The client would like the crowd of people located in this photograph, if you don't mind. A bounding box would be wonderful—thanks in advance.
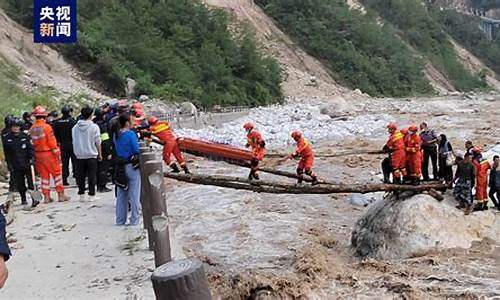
[382,122,500,214]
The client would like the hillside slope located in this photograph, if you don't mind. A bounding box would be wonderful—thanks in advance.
[203,0,359,99]
[0,9,105,100]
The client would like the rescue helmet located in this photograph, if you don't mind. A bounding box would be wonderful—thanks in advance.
[32,105,48,117]
[3,115,15,127]
[386,122,397,131]
[471,146,482,154]
[11,117,23,127]
[400,128,409,135]
[61,106,73,116]
[243,122,254,131]
[408,124,418,132]
[134,109,145,118]
[148,116,159,125]
[291,130,302,141]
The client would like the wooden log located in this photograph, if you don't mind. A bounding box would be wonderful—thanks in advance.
[163,172,447,194]
[140,151,156,251]
[144,160,172,267]
[266,149,386,158]
[151,258,211,300]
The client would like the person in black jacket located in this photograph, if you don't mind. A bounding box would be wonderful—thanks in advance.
[1,115,17,193]
[3,119,39,207]
[94,109,113,193]
[489,155,500,211]
[53,106,76,186]
[21,112,33,132]
[0,210,10,288]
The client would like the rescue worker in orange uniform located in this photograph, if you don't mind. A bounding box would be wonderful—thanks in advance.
[383,122,407,184]
[148,116,190,174]
[405,125,422,185]
[29,106,70,203]
[243,122,266,180]
[472,147,491,211]
[285,130,318,185]
[400,127,410,183]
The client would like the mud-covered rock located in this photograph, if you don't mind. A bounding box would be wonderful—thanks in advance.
[351,194,500,259]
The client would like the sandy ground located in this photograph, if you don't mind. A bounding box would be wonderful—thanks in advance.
[1,184,184,299]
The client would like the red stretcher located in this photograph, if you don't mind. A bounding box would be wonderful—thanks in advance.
[177,138,254,164]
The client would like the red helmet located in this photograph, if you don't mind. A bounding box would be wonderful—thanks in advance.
[134,109,144,117]
[243,122,254,131]
[472,146,482,154]
[387,122,397,130]
[148,116,159,125]
[32,105,48,117]
[408,125,418,132]
[400,128,409,135]
[291,130,302,140]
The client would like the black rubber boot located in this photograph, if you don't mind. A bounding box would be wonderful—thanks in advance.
[297,176,303,184]
[311,176,319,186]
[253,172,260,180]
[170,163,181,173]
[182,165,191,174]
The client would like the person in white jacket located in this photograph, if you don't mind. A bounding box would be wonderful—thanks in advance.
[72,106,102,202]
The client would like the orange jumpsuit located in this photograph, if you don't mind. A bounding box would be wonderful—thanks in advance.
[405,134,422,179]
[151,121,185,166]
[29,119,64,195]
[473,159,491,203]
[294,137,314,171]
[385,131,407,178]
[247,130,265,161]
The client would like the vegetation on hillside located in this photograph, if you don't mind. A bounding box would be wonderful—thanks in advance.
[1,0,283,108]
[363,0,488,91]
[433,8,500,75]
[256,0,433,97]
[0,56,55,120]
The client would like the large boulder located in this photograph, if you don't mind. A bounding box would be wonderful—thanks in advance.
[319,96,348,118]
[351,194,500,259]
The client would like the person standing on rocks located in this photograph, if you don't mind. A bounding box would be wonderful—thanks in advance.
[244,122,265,180]
[29,106,70,203]
[471,148,491,211]
[53,106,77,186]
[72,106,102,202]
[383,122,407,184]
[405,125,422,185]
[438,134,454,185]
[419,122,438,181]
[3,118,39,208]
[465,141,475,157]
[489,155,500,211]
[453,153,476,215]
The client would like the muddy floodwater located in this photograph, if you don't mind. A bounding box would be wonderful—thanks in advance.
[165,95,500,298]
